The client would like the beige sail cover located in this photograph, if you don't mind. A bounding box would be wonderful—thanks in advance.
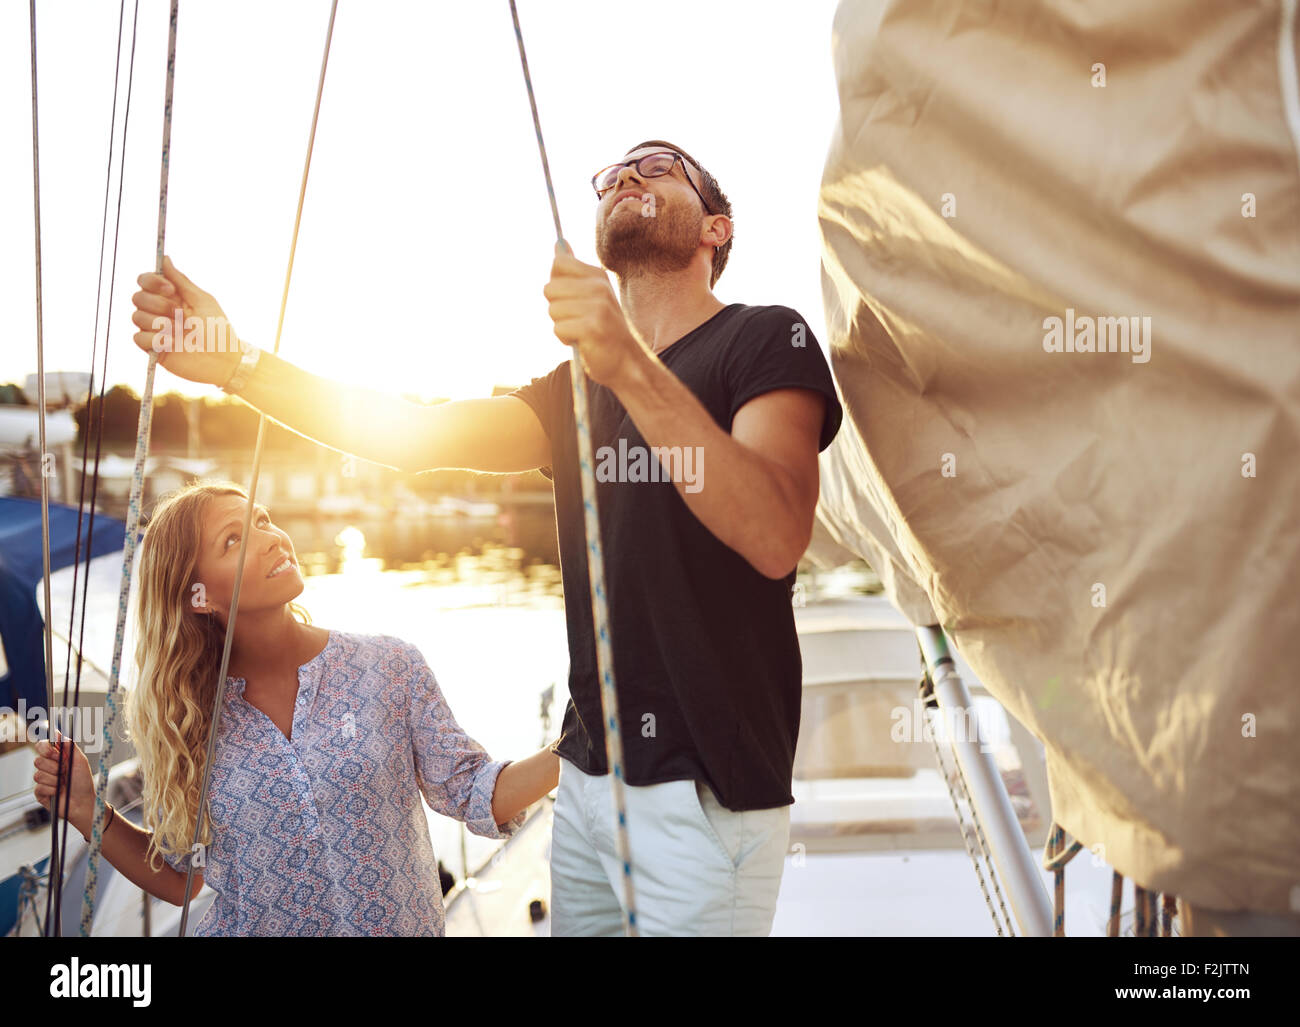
[817,0,1300,912]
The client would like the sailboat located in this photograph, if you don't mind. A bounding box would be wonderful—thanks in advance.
[10,0,1297,939]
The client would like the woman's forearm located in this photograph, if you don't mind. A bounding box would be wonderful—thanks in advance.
[491,747,561,826]
[90,812,203,907]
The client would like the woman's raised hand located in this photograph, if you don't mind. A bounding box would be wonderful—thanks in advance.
[33,734,96,840]
[131,255,243,386]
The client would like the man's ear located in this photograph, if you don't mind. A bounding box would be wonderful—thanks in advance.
[704,214,732,249]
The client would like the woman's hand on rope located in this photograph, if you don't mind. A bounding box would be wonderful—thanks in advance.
[544,242,649,390]
[33,734,95,840]
[131,255,243,387]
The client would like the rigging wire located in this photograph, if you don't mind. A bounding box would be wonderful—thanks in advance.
[28,0,55,768]
[80,0,179,938]
[42,0,133,936]
[178,0,339,936]
[27,0,57,938]
[47,0,142,936]
[507,0,639,937]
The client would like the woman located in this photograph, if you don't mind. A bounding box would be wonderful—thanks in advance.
[33,481,558,936]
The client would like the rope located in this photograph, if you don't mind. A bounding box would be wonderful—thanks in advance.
[1128,884,1170,937]
[952,746,1016,934]
[80,0,178,937]
[1108,876,1180,938]
[179,0,339,936]
[919,673,1013,936]
[1042,822,1083,936]
[507,0,638,937]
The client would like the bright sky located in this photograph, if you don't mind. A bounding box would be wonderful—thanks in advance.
[1,0,841,401]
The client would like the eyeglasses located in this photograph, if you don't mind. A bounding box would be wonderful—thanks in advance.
[591,151,713,214]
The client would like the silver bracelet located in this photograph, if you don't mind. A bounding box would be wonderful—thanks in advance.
[222,343,261,395]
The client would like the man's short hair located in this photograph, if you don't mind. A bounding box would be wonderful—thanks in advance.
[629,139,733,288]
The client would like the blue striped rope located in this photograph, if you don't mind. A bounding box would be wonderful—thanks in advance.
[507,0,638,936]
[80,0,178,938]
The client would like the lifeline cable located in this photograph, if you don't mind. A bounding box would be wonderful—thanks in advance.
[507,0,638,936]
[80,0,179,938]
[178,0,339,936]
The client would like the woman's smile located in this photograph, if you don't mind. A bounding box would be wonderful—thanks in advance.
[267,555,296,578]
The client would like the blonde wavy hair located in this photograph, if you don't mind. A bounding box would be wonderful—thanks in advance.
[125,481,310,872]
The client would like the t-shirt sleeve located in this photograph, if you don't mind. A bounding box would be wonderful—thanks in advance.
[507,362,568,480]
[723,305,843,451]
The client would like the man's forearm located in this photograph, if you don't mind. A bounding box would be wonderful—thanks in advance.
[612,351,813,578]
[232,348,429,472]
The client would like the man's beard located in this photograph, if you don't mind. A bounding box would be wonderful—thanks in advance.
[595,198,702,279]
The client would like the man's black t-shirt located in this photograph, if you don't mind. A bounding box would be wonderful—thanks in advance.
[510,303,843,810]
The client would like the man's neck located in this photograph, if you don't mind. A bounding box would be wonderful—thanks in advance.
[616,267,727,355]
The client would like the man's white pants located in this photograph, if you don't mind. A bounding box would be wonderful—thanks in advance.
[550,757,791,936]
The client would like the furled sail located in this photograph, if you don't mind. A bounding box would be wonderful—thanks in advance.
[815,0,1300,912]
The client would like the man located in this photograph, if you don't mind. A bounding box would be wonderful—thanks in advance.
[131,140,843,936]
